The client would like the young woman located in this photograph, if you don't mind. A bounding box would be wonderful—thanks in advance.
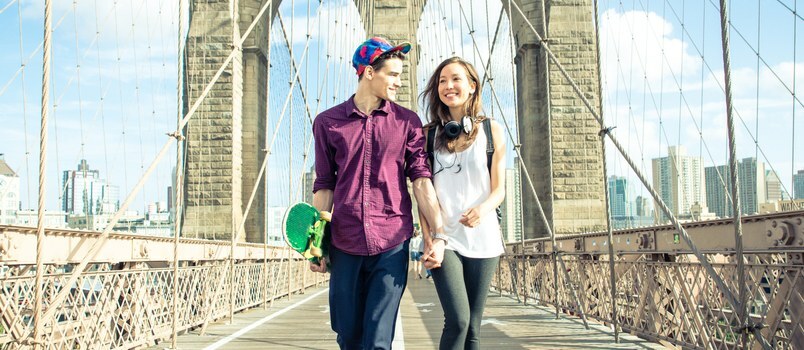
[418,57,506,350]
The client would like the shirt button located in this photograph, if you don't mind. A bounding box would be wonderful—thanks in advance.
[365,223,370,227]
[364,202,369,206]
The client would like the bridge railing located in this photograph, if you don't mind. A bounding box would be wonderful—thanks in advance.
[494,210,804,349]
[0,226,326,350]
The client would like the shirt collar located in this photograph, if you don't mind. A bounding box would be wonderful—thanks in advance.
[347,94,392,118]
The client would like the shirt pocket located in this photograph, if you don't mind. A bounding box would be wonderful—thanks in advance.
[383,204,402,217]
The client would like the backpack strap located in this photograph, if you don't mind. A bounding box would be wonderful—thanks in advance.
[427,126,437,172]
[483,118,494,173]
[482,118,503,223]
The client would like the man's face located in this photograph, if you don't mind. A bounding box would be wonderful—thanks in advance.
[365,58,403,101]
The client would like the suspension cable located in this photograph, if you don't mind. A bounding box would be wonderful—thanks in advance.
[716,0,755,347]
[32,0,280,330]
[593,0,619,342]
[33,0,53,345]
[513,2,774,346]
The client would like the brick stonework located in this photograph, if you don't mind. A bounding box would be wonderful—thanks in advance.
[360,0,426,111]
[183,0,604,242]
[511,0,606,238]
[184,0,275,242]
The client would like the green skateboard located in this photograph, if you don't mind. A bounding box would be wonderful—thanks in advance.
[283,202,331,266]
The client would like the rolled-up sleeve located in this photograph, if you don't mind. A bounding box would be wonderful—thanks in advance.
[404,117,432,181]
[313,117,336,192]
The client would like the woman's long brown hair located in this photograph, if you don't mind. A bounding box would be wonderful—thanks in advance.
[420,57,485,152]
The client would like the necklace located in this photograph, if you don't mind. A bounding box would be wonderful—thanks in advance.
[434,150,464,176]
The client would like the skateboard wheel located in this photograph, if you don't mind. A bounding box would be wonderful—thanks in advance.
[310,246,323,258]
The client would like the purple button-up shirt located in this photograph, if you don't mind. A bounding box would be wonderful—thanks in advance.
[313,96,431,256]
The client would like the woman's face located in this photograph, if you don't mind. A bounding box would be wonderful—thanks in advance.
[437,62,476,112]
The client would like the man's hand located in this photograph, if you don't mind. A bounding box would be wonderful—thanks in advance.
[310,257,328,273]
[422,239,446,269]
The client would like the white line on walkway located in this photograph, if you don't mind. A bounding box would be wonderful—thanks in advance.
[203,288,330,350]
[392,308,405,349]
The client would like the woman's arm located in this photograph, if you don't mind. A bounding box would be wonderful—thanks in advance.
[460,120,507,227]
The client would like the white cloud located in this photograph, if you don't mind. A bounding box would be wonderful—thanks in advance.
[600,9,702,95]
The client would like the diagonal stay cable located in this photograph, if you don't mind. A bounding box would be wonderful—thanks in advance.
[628,0,735,207]
[658,0,791,200]
[509,3,772,348]
[33,0,279,330]
[232,5,325,248]
[456,0,590,328]
[643,0,796,200]
[0,9,71,98]
[0,0,16,14]
[277,12,319,125]
[293,56,333,201]
[199,17,316,331]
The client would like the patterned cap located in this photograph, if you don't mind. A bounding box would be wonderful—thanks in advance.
[352,37,411,76]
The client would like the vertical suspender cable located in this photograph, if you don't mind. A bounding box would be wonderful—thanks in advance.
[34,0,52,347]
[755,0,761,162]
[504,5,775,348]
[505,0,525,303]
[229,0,240,324]
[716,0,748,347]
[263,0,273,310]
[536,0,559,318]
[286,0,295,299]
[17,0,32,210]
[593,0,618,342]
[793,0,798,205]
[171,0,186,347]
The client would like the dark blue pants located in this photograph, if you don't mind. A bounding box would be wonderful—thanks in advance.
[329,240,409,350]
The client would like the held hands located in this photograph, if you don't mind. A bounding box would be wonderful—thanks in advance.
[422,239,446,270]
[459,206,484,228]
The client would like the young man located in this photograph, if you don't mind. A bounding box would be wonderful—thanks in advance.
[310,37,446,349]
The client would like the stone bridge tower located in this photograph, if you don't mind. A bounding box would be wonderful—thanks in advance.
[509,0,606,238]
[181,0,605,242]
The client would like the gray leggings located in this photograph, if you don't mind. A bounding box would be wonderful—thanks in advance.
[431,249,499,350]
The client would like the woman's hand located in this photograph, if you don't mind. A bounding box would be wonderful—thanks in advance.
[459,207,484,228]
[422,239,446,269]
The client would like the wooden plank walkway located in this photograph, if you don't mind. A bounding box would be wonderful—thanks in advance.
[153,270,666,349]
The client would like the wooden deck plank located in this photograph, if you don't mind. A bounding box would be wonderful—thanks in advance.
[150,271,665,349]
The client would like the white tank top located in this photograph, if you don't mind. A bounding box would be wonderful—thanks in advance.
[432,124,505,259]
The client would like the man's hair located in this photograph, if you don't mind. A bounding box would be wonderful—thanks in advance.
[359,51,406,80]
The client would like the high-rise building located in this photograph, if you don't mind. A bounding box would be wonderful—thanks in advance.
[61,160,119,216]
[765,169,783,203]
[738,158,766,215]
[0,154,20,225]
[705,158,767,217]
[795,170,804,200]
[501,167,523,243]
[266,206,287,246]
[705,165,731,217]
[302,167,316,205]
[634,195,651,217]
[608,175,634,229]
[652,146,706,223]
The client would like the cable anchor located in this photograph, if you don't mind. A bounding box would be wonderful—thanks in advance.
[598,126,616,137]
[167,131,185,141]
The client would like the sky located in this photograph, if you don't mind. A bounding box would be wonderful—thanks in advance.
[0,0,801,214]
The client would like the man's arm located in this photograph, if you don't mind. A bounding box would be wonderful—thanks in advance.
[413,178,446,268]
[312,189,333,214]
[310,116,335,273]
[309,189,333,273]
